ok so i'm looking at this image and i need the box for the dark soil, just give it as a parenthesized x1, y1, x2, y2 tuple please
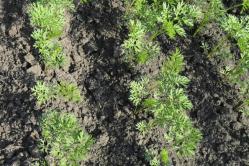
(0, 0, 249, 166)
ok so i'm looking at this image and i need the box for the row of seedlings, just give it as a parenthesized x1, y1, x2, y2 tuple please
(193, 0, 249, 116)
(122, 0, 203, 165)
(28, 0, 94, 165)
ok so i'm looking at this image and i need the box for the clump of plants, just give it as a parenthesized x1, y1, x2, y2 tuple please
(193, 0, 225, 36)
(123, 1, 203, 164)
(130, 49, 202, 158)
(32, 81, 82, 104)
(219, 15, 249, 115)
(145, 148, 170, 166)
(27, 1, 93, 165)
(39, 110, 94, 165)
(122, 20, 160, 64)
(193, 0, 249, 116)
(28, 0, 78, 68)
(122, 0, 202, 64)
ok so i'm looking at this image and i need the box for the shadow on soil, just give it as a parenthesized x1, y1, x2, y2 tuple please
(0, 70, 42, 165)
(69, 1, 147, 165)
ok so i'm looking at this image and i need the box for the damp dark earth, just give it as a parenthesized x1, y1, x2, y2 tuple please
(1, 0, 249, 166)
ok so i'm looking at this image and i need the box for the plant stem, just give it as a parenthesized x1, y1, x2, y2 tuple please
(194, 3, 243, 37)
(225, 3, 243, 11)
(193, 16, 208, 37)
(150, 29, 164, 41)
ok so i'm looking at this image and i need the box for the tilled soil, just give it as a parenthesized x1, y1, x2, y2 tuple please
(0, 0, 249, 166)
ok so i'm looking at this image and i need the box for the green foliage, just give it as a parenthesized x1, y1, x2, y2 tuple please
(240, 99, 249, 116)
(57, 81, 82, 103)
(157, 2, 202, 39)
(28, 0, 77, 68)
(32, 81, 54, 105)
(32, 29, 65, 68)
(145, 148, 160, 166)
(40, 111, 94, 165)
(130, 49, 202, 156)
(194, 0, 225, 35)
(39, 0, 75, 9)
(160, 148, 169, 166)
(28, 2, 65, 38)
(122, 20, 160, 64)
(144, 148, 170, 166)
(127, 0, 201, 37)
(242, 0, 249, 11)
(129, 77, 149, 106)
(221, 15, 249, 89)
(150, 158, 160, 166)
(32, 81, 82, 104)
(123, 0, 201, 63)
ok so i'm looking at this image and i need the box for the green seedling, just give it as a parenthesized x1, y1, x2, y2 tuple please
(193, 0, 225, 36)
(220, 15, 249, 95)
(225, 0, 249, 12)
(32, 81, 82, 104)
(123, 0, 201, 63)
(198, 4, 249, 118)
(194, 0, 249, 36)
(125, 0, 201, 39)
(28, 2, 65, 38)
(40, 111, 94, 166)
(240, 100, 249, 116)
(160, 148, 169, 166)
(144, 148, 169, 166)
(243, 0, 249, 11)
(32, 29, 65, 68)
(157, 1, 202, 39)
(28, 0, 79, 68)
(130, 49, 202, 156)
(129, 77, 149, 106)
(56, 81, 82, 103)
(32, 81, 54, 105)
(145, 148, 160, 166)
(38, 0, 75, 10)
(122, 20, 160, 64)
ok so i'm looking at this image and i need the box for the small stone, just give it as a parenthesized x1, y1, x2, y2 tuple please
(8, 25, 18, 37)
(73, 53, 82, 63)
(27, 64, 42, 76)
(24, 54, 36, 65)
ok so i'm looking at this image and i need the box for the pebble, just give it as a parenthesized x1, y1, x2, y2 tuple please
(27, 64, 42, 76)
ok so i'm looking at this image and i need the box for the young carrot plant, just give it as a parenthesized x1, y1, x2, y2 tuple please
(40, 111, 94, 165)
(122, 20, 160, 64)
(157, 1, 202, 39)
(38, 0, 75, 10)
(123, 0, 201, 64)
(32, 81, 82, 104)
(56, 81, 82, 103)
(220, 14, 249, 116)
(144, 148, 170, 166)
(32, 29, 65, 68)
(28, 0, 76, 68)
(32, 81, 54, 105)
(130, 49, 202, 157)
(193, 0, 225, 36)
(28, 2, 65, 38)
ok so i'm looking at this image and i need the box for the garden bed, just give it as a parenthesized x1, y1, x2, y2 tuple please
(0, 0, 249, 165)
